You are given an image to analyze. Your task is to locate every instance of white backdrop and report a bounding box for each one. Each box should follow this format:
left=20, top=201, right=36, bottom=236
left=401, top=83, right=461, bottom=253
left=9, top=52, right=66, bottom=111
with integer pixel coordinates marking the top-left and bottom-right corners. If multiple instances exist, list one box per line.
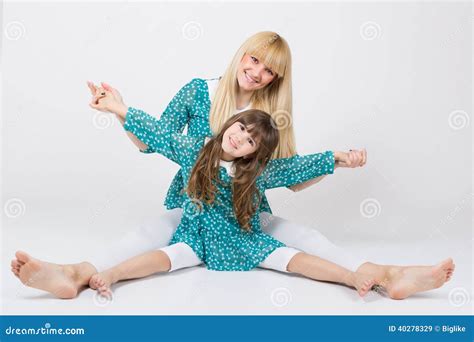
left=1, top=1, right=472, bottom=314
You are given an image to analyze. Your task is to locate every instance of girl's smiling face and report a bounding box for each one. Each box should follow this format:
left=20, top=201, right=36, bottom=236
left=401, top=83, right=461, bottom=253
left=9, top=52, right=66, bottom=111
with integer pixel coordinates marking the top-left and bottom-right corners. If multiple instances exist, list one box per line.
left=237, top=53, right=277, bottom=92
left=221, top=121, right=258, bottom=160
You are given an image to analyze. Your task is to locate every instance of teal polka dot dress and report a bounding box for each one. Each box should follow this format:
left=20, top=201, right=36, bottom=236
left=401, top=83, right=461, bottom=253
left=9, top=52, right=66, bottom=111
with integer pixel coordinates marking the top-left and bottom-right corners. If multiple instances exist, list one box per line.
left=138, top=78, right=276, bottom=214
left=124, top=107, right=335, bottom=271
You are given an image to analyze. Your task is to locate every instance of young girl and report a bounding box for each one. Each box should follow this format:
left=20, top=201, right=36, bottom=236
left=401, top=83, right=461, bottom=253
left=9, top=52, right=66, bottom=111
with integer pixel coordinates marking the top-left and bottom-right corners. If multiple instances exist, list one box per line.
left=88, top=107, right=380, bottom=298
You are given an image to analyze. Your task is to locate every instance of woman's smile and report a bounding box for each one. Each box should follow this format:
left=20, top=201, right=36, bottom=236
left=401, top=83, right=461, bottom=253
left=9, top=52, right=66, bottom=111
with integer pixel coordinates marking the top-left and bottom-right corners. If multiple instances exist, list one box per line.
left=244, top=71, right=258, bottom=84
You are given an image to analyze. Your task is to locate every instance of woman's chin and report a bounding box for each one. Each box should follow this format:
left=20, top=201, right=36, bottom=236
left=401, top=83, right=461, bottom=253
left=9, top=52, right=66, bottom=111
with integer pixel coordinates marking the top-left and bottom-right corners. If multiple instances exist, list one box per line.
left=237, top=78, right=257, bottom=92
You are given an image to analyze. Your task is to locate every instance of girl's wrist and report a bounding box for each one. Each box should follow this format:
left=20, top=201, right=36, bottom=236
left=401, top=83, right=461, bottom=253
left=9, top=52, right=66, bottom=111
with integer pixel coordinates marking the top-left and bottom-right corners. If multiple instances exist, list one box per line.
left=114, top=103, right=128, bottom=119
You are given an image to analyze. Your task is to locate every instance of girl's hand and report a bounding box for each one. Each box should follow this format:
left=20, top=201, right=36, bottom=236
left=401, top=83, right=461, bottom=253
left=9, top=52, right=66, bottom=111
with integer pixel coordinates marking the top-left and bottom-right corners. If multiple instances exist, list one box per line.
left=334, top=149, right=367, bottom=168
left=87, top=81, right=128, bottom=117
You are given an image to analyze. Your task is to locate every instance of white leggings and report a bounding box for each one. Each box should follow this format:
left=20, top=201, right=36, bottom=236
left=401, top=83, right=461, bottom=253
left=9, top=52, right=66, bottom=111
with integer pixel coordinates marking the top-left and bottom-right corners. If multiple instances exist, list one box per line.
left=160, top=242, right=301, bottom=273
left=89, top=209, right=369, bottom=273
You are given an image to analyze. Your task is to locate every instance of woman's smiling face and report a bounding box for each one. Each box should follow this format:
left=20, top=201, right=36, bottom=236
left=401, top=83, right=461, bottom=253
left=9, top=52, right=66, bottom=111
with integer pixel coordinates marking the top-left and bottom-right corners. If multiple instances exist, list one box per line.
left=237, top=53, right=277, bottom=92
left=221, top=121, right=258, bottom=159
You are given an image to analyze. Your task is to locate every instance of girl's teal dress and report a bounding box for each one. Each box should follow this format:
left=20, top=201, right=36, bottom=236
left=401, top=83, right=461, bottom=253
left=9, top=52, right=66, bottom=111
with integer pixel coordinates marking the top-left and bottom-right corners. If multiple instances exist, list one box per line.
left=123, top=106, right=336, bottom=271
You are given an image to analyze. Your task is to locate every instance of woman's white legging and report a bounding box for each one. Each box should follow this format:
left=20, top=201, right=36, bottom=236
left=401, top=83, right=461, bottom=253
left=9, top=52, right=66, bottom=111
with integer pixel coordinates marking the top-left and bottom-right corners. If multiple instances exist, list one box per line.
left=89, top=209, right=370, bottom=273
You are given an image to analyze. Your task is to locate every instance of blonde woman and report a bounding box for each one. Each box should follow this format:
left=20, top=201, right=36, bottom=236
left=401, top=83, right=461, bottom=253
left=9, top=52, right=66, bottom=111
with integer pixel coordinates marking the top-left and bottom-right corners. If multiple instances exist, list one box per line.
left=11, top=32, right=454, bottom=300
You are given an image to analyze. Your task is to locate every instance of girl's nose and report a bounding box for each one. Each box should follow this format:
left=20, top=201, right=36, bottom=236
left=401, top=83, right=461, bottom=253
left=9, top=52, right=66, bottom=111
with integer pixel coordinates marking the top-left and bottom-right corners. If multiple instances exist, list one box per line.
left=235, top=135, right=242, bottom=145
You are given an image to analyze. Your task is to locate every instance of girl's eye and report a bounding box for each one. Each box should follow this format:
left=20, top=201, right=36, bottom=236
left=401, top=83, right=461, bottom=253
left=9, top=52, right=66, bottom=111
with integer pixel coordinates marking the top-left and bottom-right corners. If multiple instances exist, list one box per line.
left=266, top=69, right=274, bottom=76
left=251, top=56, right=258, bottom=63
left=239, top=124, right=245, bottom=131
left=248, top=138, right=254, bottom=146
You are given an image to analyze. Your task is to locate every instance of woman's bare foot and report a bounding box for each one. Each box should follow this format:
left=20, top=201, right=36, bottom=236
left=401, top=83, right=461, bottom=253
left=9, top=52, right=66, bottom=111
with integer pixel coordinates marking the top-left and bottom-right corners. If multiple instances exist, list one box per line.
left=89, top=270, right=118, bottom=298
left=384, top=258, right=455, bottom=300
left=11, top=251, right=97, bottom=299
left=347, top=272, right=379, bottom=297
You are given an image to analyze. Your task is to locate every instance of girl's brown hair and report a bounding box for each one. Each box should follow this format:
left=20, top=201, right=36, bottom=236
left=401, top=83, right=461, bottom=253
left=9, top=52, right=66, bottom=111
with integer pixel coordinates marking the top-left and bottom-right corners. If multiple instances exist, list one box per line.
left=186, top=109, right=279, bottom=230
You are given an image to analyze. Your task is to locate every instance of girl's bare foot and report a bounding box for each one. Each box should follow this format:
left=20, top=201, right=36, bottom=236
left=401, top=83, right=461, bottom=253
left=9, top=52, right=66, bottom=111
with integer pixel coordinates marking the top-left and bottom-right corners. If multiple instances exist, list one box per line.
left=347, top=272, right=379, bottom=297
left=89, top=270, right=117, bottom=298
left=11, top=250, right=97, bottom=299
left=384, top=258, right=455, bottom=300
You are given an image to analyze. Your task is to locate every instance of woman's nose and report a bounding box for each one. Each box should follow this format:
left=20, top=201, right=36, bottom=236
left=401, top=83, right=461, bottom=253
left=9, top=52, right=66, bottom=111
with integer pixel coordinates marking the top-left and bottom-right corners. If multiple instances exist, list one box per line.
left=250, top=65, right=264, bottom=81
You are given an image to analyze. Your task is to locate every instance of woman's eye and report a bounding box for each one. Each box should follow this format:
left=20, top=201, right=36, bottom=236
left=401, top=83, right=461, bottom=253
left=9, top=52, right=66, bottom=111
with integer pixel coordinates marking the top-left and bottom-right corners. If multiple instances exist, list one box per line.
left=251, top=56, right=258, bottom=63
left=248, top=138, right=254, bottom=146
left=240, top=124, right=245, bottom=131
left=266, top=69, right=274, bottom=76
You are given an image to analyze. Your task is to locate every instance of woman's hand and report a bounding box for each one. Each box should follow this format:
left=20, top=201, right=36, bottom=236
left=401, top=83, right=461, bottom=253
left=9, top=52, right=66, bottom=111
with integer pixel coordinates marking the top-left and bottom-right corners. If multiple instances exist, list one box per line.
left=87, top=81, right=128, bottom=118
left=334, top=149, right=367, bottom=168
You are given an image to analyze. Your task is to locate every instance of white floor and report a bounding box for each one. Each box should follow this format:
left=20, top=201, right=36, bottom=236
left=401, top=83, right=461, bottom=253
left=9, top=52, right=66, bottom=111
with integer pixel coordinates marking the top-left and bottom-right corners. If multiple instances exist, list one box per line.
left=1, top=209, right=473, bottom=316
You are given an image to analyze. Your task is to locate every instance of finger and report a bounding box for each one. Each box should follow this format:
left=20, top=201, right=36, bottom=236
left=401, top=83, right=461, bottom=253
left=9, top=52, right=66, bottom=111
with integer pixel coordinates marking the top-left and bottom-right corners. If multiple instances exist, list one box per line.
left=89, top=102, right=101, bottom=110
left=103, top=83, right=121, bottom=100
left=92, top=93, right=105, bottom=105
left=359, top=151, right=364, bottom=167
left=93, top=89, right=107, bottom=104
left=344, top=153, right=351, bottom=167
left=349, top=151, right=356, bottom=167
left=361, top=148, right=367, bottom=166
left=101, top=82, right=113, bottom=92
left=87, top=81, right=99, bottom=96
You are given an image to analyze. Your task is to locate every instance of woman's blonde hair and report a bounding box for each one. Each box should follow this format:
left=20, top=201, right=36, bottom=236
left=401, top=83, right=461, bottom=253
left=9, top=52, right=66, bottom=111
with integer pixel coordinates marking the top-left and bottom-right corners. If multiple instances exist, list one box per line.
left=209, top=31, right=296, bottom=159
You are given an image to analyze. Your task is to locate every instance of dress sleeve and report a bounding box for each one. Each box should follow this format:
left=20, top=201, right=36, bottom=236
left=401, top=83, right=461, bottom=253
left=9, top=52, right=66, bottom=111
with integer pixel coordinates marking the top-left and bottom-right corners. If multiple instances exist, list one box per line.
left=134, top=79, right=199, bottom=153
left=123, top=106, right=200, bottom=166
left=262, top=151, right=335, bottom=190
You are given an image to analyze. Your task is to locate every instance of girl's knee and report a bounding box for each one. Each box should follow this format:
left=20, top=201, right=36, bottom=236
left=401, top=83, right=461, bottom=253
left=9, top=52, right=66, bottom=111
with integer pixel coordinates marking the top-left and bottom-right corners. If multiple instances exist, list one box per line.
left=286, top=252, right=307, bottom=273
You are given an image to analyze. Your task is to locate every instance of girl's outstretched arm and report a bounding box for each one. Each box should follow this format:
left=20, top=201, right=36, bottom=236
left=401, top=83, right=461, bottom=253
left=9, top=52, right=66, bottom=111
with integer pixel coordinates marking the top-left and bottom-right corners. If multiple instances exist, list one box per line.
left=262, top=151, right=337, bottom=190
left=287, top=149, right=366, bottom=192
left=122, top=107, right=202, bottom=166
left=89, top=79, right=199, bottom=153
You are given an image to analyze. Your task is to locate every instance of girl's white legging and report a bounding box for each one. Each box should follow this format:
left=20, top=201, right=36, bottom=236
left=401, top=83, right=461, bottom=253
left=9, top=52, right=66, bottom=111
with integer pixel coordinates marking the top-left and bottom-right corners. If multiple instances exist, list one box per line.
left=160, top=242, right=301, bottom=273
left=89, top=209, right=370, bottom=273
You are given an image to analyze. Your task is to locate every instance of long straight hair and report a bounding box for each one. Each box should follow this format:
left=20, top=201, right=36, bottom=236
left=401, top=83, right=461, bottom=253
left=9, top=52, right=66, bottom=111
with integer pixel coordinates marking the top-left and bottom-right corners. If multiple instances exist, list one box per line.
left=209, top=31, right=296, bottom=159
left=187, top=109, right=279, bottom=230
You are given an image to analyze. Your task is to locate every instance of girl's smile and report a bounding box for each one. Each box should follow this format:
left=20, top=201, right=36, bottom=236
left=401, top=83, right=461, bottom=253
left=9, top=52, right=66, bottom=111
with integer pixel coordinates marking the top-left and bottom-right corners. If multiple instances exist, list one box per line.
left=221, top=122, right=258, bottom=161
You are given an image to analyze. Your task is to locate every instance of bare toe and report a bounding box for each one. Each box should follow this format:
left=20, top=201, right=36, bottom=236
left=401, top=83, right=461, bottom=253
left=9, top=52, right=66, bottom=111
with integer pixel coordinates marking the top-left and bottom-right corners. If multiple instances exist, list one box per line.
left=89, top=275, right=99, bottom=290
left=15, top=250, right=32, bottom=264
